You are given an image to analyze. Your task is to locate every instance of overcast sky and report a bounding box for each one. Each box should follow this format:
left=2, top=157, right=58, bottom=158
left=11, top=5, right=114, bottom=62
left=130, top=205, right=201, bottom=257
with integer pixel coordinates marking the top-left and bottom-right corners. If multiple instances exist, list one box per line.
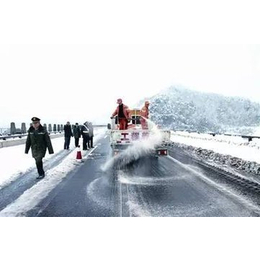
left=1, top=1, right=260, bottom=128
left=1, top=44, right=260, bottom=128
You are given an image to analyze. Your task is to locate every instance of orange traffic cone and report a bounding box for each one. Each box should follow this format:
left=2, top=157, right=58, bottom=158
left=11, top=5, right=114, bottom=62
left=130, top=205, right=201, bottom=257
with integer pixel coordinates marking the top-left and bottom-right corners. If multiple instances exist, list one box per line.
left=76, top=145, right=82, bottom=160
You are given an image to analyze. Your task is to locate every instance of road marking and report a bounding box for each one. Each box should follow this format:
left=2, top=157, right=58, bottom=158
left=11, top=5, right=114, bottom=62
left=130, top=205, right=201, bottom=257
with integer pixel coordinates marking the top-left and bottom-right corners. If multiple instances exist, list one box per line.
left=126, top=184, right=132, bottom=217
left=84, top=146, right=98, bottom=159
left=103, top=135, right=107, bottom=139
left=0, top=146, right=98, bottom=217
left=119, top=181, right=123, bottom=217
left=167, top=155, right=260, bottom=214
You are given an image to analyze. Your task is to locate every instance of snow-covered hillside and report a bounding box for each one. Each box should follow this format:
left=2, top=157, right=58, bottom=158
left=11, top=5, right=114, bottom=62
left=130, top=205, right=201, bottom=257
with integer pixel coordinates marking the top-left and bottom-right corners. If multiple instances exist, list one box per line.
left=147, top=86, right=260, bottom=134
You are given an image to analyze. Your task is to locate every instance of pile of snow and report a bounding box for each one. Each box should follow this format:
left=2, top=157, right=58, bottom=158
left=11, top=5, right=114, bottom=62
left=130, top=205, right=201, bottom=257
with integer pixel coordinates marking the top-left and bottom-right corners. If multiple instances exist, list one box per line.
left=0, top=137, right=65, bottom=188
left=171, top=131, right=260, bottom=176
left=172, top=131, right=260, bottom=150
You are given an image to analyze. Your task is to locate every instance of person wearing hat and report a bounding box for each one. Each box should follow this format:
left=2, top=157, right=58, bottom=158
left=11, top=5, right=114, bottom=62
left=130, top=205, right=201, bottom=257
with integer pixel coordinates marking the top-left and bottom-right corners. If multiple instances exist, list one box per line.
left=25, top=117, right=54, bottom=179
left=140, top=101, right=150, bottom=129
left=111, top=98, right=131, bottom=130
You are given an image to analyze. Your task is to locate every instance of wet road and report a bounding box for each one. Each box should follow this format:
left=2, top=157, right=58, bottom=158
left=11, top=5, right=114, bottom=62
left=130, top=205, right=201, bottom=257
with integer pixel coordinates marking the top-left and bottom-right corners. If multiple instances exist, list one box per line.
left=28, top=136, right=260, bottom=217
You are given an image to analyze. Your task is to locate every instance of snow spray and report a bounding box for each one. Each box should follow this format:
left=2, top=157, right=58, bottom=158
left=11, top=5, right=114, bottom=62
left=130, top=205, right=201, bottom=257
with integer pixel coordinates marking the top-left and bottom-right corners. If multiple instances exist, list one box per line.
left=101, top=118, right=163, bottom=171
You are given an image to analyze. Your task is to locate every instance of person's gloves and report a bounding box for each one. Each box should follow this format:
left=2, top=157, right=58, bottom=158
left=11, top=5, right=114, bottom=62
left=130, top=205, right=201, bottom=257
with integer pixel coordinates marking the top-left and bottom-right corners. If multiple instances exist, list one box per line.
left=110, top=117, right=114, bottom=119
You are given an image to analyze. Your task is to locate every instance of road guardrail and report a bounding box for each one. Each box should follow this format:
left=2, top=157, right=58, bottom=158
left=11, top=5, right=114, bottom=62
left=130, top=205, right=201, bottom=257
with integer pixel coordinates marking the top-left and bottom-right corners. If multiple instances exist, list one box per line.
left=174, top=130, right=260, bottom=142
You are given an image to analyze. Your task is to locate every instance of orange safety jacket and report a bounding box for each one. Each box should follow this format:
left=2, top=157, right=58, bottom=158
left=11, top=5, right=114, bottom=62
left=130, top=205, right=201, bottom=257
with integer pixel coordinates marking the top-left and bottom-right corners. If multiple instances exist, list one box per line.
left=140, top=106, right=149, bottom=119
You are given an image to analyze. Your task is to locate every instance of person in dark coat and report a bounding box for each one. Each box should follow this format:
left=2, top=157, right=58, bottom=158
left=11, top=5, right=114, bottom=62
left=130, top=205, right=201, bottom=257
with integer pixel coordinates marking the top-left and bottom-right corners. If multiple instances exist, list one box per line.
left=111, top=98, right=131, bottom=130
left=85, top=121, right=94, bottom=148
left=64, top=121, right=73, bottom=150
left=73, top=123, right=81, bottom=147
left=81, top=123, right=90, bottom=150
left=25, top=117, right=54, bottom=179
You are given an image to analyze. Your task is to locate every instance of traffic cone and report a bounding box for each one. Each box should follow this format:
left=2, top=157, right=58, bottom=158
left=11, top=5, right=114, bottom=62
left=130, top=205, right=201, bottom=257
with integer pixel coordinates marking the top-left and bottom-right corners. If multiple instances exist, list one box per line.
left=76, top=145, right=82, bottom=160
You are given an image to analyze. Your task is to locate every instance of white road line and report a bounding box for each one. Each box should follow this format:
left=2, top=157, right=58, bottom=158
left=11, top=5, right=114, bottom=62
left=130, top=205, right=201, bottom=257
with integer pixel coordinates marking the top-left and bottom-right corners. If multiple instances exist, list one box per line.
left=119, top=181, right=123, bottom=217
left=0, top=147, right=97, bottom=217
left=103, top=135, right=107, bottom=139
left=84, top=146, right=98, bottom=159
left=126, top=184, right=132, bottom=217
left=167, top=155, right=260, bottom=214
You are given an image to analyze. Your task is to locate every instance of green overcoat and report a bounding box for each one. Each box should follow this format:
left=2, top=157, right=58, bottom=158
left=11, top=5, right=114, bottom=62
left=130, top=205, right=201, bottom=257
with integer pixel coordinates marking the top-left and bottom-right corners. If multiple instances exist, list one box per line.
left=25, top=125, right=54, bottom=159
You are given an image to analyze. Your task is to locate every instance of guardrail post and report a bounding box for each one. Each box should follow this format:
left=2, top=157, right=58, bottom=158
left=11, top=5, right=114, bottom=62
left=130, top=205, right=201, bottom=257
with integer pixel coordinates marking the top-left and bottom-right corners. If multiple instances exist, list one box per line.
left=21, top=123, right=26, bottom=134
left=48, top=124, right=52, bottom=133
left=10, top=122, right=16, bottom=135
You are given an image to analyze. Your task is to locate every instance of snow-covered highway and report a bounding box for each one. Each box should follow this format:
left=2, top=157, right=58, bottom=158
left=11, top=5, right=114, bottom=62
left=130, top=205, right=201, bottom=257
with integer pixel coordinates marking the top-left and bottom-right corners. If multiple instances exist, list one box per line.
left=1, top=128, right=260, bottom=217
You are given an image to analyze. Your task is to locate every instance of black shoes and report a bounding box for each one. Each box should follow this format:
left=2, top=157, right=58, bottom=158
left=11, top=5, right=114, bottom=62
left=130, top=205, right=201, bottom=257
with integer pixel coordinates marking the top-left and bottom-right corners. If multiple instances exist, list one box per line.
left=36, top=174, right=45, bottom=180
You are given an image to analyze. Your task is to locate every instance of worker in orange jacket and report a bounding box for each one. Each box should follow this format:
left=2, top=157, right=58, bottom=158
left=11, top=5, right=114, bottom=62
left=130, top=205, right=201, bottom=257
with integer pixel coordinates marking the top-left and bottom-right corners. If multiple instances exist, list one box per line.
left=140, top=101, right=150, bottom=129
left=111, top=98, right=131, bottom=130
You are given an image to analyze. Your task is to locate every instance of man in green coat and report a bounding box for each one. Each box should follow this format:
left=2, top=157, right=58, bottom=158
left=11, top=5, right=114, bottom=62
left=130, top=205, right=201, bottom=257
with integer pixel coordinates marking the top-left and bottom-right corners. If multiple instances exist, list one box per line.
left=25, top=117, right=54, bottom=179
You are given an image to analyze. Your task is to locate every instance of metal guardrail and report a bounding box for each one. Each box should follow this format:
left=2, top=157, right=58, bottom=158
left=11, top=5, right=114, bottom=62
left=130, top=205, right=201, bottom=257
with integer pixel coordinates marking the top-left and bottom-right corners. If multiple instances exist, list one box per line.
left=0, top=134, right=27, bottom=141
left=207, top=132, right=260, bottom=142
left=0, top=125, right=106, bottom=141
left=0, top=131, right=65, bottom=141
left=173, top=129, right=260, bottom=142
left=176, top=130, right=260, bottom=142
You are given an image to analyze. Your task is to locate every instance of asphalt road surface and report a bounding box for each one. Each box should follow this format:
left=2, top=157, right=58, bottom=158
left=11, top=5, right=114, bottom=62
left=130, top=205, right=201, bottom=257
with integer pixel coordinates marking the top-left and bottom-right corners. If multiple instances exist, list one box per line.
left=22, top=136, right=260, bottom=217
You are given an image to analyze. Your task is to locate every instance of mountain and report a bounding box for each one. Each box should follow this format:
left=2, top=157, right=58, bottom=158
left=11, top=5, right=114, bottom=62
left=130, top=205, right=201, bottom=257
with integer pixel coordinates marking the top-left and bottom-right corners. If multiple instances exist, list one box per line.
left=144, top=86, right=260, bottom=134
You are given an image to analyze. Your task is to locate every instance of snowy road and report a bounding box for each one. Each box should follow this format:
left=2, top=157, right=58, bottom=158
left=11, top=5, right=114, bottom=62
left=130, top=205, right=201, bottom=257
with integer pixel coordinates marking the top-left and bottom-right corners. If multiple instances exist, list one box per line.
left=1, top=134, right=260, bottom=217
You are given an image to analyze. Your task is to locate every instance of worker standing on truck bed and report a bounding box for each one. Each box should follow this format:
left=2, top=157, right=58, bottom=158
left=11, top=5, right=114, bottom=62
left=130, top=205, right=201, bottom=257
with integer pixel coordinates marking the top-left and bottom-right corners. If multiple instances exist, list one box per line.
left=140, top=101, right=150, bottom=129
left=111, top=98, right=131, bottom=130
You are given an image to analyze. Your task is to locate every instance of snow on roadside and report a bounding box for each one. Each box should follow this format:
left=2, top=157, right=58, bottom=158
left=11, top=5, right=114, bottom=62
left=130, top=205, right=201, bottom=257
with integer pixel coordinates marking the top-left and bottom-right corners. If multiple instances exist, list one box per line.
left=171, top=131, right=260, bottom=163
left=170, top=131, right=260, bottom=177
left=0, top=149, right=91, bottom=216
left=0, top=127, right=107, bottom=188
left=0, top=137, right=65, bottom=188
left=0, top=129, right=106, bottom=217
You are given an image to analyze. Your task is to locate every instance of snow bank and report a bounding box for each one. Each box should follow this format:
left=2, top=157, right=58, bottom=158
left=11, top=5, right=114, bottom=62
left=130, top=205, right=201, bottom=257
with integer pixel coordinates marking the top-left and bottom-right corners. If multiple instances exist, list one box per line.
left=0, top=128, right=107, bottom=216
left=171, top=131, right=260, bottom=177
left=0, top=127, right=106, bottom=188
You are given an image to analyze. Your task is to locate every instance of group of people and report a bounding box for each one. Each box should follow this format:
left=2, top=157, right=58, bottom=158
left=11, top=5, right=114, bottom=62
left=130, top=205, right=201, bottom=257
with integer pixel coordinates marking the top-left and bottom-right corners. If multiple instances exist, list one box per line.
left=63, top=121, right=94, bottom=150
left=25, top=117, right=94, bottom=180
left=25, top=99, right=150, bottom=180
left=111, top=98, right=150, bottom=130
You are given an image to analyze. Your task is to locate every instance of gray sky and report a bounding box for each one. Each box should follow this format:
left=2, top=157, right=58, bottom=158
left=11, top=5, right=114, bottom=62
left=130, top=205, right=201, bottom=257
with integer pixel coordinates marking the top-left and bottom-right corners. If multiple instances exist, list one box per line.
left=0, top=44, right=260, bottom=127
left=1, top=1, right=260, bottom=128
